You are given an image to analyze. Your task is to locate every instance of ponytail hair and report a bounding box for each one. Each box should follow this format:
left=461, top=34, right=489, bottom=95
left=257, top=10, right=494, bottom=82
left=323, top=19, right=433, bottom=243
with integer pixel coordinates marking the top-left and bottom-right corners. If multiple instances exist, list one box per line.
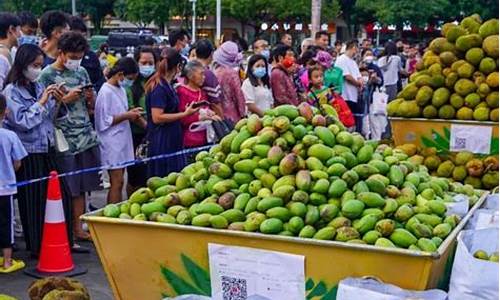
left=107, top=57, right=139, bottom=79
left=145, top=47, right=183, bottom=93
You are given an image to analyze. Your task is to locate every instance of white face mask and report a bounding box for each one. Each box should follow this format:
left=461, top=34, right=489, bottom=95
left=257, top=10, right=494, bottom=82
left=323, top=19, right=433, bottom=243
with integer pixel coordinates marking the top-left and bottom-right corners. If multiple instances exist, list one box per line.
left=364, top=56, right=375, bottom=64
left=64, top=58, right=82, bottom=71
left=23, top=66, right=42, bottom=82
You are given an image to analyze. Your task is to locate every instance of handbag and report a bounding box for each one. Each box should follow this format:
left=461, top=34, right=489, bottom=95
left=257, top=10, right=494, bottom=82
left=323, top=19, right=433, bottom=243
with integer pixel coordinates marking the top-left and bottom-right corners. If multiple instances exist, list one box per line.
left=53, top=102, right=70, bottom=153
left=212, top=118, right=234, bottom=142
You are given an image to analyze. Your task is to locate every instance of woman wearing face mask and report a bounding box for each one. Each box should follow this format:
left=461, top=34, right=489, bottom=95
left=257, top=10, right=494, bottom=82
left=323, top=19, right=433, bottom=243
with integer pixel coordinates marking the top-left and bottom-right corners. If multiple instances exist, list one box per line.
left=242, top=54, right=274, bottom=116
left=145, top=48, right=199, bottom=177
left=360, top=49, right=385, bottom=139
left=125, top=47, right=157, bottom=195
left=95, top=57, right=142, bottom=204
left=2, top=44, right=74, bottom=257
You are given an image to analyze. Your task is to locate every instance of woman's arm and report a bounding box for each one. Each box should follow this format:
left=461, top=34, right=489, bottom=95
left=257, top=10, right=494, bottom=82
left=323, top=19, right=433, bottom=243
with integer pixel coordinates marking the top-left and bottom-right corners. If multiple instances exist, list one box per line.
left=4, top=85, right=50, bottom=131
left=151, top=108, right=189, bottom=124
left=247, top=103, right=263, bottom=116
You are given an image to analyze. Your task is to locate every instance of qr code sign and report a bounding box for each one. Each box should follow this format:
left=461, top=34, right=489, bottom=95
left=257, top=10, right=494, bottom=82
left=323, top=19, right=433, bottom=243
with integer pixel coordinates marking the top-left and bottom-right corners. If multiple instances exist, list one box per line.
left=454, top=137, right=467, bottom=150
left=222, top=276, right=247, bottom=300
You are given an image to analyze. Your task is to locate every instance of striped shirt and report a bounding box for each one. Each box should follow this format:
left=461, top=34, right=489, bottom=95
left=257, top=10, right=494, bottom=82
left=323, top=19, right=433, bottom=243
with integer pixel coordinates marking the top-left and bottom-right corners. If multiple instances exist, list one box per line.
left=202, top=68, right=222, bottom=104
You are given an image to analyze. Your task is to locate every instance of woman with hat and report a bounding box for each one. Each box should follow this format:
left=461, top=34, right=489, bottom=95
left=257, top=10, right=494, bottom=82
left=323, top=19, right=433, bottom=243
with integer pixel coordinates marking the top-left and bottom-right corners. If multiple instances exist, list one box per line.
left=213, top=41, right=246, bottom=123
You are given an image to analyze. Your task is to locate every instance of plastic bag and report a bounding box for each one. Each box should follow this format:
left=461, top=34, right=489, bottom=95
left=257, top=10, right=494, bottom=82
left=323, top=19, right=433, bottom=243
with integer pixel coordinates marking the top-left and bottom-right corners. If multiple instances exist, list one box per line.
left=336, top=277, right=447, bottom=300
left=448, top=228, right=499, bottom=300
left=482, top=194, right=499, bottom=210
left=465, top=208, right=499, bottom=230
left=370, top=88, right=388, bottom=116
left=189, top=120, right=216, bottom=144
left=368, top=114, right=387, bottom=141
left=445, top=194, right=469, bottom=217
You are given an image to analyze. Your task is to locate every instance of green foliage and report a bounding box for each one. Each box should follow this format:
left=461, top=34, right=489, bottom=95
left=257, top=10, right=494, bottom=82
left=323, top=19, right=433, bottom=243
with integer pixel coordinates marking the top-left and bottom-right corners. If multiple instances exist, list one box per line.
left=355, top=0, right=449, bottom=27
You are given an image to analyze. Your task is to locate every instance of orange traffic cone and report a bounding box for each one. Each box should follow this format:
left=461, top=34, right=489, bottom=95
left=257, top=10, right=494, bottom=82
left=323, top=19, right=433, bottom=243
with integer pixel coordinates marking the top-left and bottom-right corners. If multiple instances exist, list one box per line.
left=25, top=171, right=87, bottom=278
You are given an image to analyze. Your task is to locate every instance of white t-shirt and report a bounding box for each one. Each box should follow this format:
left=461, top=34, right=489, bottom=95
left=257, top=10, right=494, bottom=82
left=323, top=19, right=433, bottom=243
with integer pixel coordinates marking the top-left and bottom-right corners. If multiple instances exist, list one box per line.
left=335, top=54, right=361, bottom=103
left=378, top=55, right=402, bottom=86
left=241, top=78, right=274, bottom=113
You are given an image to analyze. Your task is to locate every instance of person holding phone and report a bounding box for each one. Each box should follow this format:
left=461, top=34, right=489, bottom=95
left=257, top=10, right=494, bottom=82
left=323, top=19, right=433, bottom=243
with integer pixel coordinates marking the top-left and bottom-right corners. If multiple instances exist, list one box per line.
left=144, top=48, right=198, bottom=177
left=38, top=31, right=100, bottom=245
left=95, top=57, right=142, bottom=204
left=2, top=44, right=74, bottom=257
left=177, top=60, right=220, bottom=148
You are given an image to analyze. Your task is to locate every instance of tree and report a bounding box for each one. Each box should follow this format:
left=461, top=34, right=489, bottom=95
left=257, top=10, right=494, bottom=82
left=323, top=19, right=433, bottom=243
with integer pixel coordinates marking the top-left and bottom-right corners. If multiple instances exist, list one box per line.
left=442, top=0, right=499, bottom=21
left=79, top=0, right=116, bottom=34
left=355, top=0, right=449, bottom=27
left=114, top=0, right=171, bottom=28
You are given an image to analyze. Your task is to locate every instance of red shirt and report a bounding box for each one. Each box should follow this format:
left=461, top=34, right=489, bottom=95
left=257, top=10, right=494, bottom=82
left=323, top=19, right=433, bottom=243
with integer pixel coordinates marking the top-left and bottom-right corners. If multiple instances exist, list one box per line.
left=177, top=85, right=209, bottom=148
left=270, top=65, right=299, bottom=106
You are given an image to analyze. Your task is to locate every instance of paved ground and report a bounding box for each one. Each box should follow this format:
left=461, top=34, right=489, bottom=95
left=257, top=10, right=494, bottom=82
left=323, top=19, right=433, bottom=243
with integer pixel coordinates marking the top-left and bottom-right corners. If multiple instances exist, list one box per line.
left=0, top=190, right=114, bottom=300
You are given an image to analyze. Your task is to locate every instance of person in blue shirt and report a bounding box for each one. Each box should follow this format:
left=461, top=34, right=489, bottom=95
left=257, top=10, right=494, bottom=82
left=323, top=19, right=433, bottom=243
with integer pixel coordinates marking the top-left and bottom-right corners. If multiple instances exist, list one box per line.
left=0, top=93, right=28, bottom=273
left=2, top=44, right=80, bottom=255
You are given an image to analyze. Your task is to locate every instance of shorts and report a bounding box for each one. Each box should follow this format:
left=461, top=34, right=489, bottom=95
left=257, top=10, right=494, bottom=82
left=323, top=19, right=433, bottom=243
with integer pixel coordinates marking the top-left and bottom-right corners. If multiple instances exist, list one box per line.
left=57, top=145, right=102, bottom=197
left=0, top=195, right=14, bottom=248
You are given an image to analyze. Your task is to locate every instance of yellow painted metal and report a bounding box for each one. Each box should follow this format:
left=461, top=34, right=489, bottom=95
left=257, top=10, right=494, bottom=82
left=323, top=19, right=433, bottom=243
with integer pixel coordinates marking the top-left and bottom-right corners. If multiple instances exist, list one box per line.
left=389, top=117, right=499, bottom=149
left=82, top=192, right=489, bottom=300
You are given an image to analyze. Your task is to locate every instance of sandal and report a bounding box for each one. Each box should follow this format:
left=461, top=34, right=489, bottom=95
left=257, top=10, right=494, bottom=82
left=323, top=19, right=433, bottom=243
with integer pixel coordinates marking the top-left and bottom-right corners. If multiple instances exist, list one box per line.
left=71, top=244, right=90, bottom=254
left=74, top=231, right=92, bottom=242
left=0, top=258, right=25, bottom=273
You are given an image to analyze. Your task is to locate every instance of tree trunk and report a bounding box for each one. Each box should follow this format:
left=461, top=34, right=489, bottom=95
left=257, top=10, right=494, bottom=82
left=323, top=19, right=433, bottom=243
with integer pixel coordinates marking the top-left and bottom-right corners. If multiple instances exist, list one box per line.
left=311, top=0, right=321, bottom=38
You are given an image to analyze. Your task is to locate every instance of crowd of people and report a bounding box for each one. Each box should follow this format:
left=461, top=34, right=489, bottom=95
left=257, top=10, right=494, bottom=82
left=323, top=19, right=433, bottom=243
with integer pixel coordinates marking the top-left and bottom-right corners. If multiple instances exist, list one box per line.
left=0, top=10, right=425, bottom=272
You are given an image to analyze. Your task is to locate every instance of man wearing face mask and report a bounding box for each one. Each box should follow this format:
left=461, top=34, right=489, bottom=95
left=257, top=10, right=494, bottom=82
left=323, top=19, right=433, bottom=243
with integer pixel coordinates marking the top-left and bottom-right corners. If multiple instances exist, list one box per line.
left=17, top=12, right=38, bottom=46
left=69, top=16, right=105, bottom=92
left=252, top=39, right=270, bottom=61
left=39, top=11, right=70, bottom=68
left=39, top=32, right=101, bottom=245
left=0, top=13, right=21, bottom=90
left=169, top=29, right=190, bottom=60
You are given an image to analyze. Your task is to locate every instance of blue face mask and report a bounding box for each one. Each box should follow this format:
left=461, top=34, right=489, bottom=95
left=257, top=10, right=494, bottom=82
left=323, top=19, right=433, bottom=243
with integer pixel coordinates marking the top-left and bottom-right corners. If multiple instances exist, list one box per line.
left=261, top=49, right=270, bottom=60
left=253, top=67, right=267, bottom=79
left=120, top=78, right=134, bottom=88
left=139, top=65, right=155, bottom=78
left=180, top=44, right=190, bottom=57
left=18, top=35, right=38, bottom=46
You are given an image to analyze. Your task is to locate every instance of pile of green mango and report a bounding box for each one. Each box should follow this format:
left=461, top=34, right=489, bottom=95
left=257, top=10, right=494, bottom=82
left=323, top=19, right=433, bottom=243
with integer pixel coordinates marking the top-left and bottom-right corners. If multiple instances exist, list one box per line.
left=101, top=103, right=474, bottom=252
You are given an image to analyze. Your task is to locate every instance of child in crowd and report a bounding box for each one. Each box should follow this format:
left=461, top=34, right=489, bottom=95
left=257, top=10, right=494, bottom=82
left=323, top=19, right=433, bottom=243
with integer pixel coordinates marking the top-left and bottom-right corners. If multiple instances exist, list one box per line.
left=95, top=57, right=143, bottom=204
left=307, top=66, right=355, bottom=129
left=0, top=93, right=28, bottom=273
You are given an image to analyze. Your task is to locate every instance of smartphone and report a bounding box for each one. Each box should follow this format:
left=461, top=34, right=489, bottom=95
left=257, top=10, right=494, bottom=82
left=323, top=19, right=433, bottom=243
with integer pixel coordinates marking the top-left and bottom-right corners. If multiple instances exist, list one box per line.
left=192, top=101, right=210, bottom=108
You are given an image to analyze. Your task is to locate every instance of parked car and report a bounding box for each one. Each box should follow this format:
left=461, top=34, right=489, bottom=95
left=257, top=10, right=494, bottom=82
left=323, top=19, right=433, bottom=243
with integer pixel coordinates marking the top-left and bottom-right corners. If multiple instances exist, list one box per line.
left=106, top=30, right=157, bottom=55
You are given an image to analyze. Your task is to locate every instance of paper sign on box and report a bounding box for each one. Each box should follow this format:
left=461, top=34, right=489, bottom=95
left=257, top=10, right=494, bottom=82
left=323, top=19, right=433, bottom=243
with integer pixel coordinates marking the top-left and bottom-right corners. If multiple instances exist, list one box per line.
left=208, top=243, right=305, bottom=300
left=449, top=124, right=492, bottom=154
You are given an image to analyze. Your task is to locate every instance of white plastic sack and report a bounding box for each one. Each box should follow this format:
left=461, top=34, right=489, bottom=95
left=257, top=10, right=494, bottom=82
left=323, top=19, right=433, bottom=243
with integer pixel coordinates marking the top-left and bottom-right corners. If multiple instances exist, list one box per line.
left=189, top=120, right=216, bottom=143
left=465, top=208, right=499, bottom=230
left=482, top=194, right=499, bottom=210
left=369, top=114, right=387, bottom=141
left=370, top=89, right=388, bottom=116
left=336, top=277, right=447, bottom=300
left=448, top=228, right=499, bottom=300
left=445, top=194, right=469, bottom=217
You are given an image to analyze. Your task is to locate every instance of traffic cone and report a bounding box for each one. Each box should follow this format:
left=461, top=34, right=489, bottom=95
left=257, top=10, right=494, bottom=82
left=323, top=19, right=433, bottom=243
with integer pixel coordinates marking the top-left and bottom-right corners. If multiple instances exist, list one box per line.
left=25, top=171, right=87, bottom=278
